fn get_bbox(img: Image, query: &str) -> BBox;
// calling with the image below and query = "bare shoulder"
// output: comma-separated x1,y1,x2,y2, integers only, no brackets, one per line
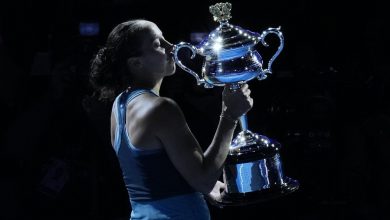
129,94,178,117
124,93,185,129
123,94,187,148
146,96,187,131
152,97,182,114
124,95,188,148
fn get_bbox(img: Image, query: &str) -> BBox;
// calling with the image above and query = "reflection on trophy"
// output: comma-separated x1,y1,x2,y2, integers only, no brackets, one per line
173,2,299,206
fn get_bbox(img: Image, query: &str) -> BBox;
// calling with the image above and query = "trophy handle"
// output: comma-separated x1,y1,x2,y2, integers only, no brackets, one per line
259,27,284,76
173,42,212,88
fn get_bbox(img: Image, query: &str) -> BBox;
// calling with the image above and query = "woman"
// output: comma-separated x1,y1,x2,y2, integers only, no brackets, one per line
90,19,253,219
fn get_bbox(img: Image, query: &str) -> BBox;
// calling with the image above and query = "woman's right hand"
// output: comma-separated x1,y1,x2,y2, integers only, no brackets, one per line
221,83,253,120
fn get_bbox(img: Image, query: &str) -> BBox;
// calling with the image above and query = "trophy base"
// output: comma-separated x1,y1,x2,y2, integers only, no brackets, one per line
216,177,299,207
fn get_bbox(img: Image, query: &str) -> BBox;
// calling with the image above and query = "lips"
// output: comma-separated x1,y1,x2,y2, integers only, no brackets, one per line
167,54,174,62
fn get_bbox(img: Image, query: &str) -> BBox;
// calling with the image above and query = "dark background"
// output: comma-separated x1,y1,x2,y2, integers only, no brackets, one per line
1,0,389,219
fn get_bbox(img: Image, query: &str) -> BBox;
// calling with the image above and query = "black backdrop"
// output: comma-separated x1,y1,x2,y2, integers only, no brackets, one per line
1,0,389,219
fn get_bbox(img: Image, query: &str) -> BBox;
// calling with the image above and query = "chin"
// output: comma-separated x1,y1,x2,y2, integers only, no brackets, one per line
166,64,176,75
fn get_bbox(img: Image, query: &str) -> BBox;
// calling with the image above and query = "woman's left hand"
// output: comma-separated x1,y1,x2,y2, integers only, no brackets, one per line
206,180,226,207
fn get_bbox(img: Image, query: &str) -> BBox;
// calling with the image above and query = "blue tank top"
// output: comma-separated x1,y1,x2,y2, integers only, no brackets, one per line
112,89,196,202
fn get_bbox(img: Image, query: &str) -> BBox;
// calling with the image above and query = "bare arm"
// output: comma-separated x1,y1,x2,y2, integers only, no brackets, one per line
152,85,252,194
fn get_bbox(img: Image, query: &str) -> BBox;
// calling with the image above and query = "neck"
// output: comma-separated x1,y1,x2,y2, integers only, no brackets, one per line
128,78,163,96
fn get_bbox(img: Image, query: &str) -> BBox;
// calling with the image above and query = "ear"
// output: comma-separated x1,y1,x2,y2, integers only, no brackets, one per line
127,57,143,69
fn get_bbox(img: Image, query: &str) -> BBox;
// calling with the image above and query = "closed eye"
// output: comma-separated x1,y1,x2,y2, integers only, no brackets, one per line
153,39,161,48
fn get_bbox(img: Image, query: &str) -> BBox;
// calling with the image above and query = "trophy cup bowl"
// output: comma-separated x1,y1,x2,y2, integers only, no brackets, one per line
173,2,299,206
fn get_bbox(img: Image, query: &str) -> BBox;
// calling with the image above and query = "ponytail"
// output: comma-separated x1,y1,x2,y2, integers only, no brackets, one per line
89,19,147,102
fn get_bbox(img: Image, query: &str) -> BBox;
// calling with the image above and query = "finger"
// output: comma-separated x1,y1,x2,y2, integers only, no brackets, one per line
241,83,249,91
217,181,226,188
226,86,238,94
249,98,254,107
220,183,227,191
216,183,226,192
217,180,225,185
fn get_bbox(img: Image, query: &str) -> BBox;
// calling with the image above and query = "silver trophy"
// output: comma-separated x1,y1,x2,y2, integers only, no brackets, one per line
173,2,299,206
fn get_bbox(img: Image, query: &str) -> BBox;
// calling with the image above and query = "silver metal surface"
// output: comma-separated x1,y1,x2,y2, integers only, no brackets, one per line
223,154,284,193
172,15,284,87
173,2,298,206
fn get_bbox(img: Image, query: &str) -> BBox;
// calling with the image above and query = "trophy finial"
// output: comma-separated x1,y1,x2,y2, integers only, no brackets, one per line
209,2,232,23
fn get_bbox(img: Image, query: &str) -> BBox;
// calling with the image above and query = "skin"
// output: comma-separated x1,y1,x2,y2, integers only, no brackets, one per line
110,20,253,203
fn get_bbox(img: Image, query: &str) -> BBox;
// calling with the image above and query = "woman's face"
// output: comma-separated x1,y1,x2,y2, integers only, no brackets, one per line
137,21,176,77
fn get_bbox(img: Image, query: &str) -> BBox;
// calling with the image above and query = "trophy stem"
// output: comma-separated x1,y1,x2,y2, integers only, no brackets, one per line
228,83,249,132
239,114,248,131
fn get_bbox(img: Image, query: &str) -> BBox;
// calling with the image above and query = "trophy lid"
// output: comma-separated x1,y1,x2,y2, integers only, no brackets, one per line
197,2,261,57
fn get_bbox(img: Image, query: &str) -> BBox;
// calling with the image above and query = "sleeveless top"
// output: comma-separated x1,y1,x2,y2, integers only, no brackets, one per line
112,89,196,201
112,89,210,220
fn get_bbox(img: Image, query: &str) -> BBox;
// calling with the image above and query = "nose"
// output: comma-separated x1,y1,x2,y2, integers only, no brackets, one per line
162,39,174,54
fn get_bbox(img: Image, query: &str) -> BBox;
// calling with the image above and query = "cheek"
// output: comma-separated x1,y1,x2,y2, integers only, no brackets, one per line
149,51,165,61
144,54,166,71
